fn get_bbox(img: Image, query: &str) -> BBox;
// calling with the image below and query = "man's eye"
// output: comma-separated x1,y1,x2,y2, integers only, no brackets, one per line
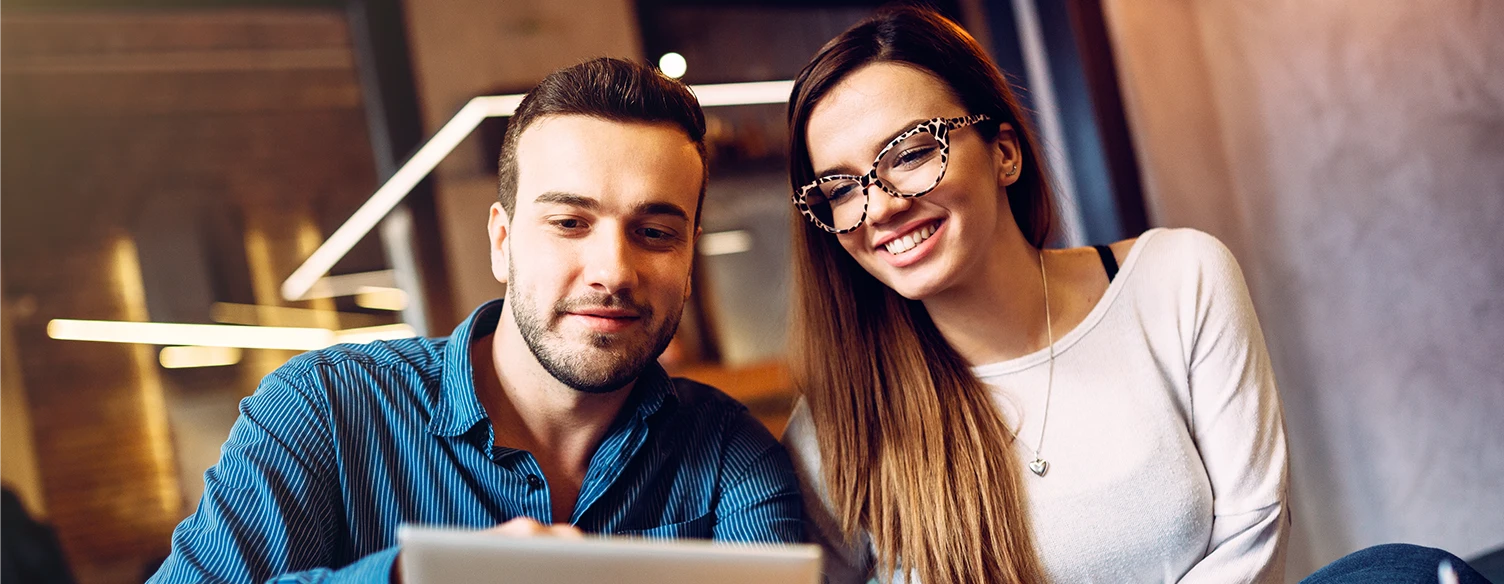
639,227,678,242
552,218,585,230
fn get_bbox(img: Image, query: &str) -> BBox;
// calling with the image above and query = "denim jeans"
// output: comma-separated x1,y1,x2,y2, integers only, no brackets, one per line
1301,544,1493,584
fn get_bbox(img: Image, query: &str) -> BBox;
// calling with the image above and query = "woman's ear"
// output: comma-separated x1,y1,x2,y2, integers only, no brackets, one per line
993,123,1023,187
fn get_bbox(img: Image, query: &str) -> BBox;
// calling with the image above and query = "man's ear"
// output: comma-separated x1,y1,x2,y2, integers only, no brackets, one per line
683,226,703,300
488,202,511,285
993,123,1024,188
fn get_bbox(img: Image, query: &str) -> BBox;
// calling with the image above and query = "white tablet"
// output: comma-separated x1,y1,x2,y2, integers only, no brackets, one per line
397,525,822,584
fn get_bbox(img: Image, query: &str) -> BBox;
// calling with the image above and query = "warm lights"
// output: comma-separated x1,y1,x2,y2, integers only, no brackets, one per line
354,287,410,311
159,346,243,369
280,80,798,302
698,230,753,256
658,52,687,78
47,319,418,352
334,323,418,345
49,319,335,350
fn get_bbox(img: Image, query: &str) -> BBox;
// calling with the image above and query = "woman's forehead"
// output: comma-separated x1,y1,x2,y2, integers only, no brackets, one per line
806,62,964,168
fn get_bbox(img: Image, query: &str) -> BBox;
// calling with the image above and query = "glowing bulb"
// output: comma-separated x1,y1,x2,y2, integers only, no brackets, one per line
160,346,243,369
658,52,687,79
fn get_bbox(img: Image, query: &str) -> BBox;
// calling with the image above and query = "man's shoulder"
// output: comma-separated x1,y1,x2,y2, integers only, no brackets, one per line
660,376,784,450
278,335,444,375
266,335,449,406
664,376,751,414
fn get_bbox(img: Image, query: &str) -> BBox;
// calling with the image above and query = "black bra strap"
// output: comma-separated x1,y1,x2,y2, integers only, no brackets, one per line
1093,244,1119,283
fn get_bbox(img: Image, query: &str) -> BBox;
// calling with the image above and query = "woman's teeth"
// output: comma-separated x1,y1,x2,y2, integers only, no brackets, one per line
884,223,937,255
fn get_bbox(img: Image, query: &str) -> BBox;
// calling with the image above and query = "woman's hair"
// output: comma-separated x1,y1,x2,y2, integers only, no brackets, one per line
786,7,1055,583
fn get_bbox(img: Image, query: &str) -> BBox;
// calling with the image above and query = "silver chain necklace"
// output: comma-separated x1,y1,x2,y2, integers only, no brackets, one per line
1010,250,1055,477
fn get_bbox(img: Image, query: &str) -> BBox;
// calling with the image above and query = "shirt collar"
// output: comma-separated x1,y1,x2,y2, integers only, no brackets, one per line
427,300,502,437
427,299,680,437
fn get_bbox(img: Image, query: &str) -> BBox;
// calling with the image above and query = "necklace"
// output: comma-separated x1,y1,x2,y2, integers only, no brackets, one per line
1013,250,1054,477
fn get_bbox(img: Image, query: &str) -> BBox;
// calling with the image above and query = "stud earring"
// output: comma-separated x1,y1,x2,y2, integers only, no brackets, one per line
1005,163,1019,176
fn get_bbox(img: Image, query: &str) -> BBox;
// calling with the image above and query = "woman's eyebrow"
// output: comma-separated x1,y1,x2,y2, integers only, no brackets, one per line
813,117,927,177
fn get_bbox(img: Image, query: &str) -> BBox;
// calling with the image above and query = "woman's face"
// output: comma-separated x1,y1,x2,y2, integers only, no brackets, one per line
804,62,1021,300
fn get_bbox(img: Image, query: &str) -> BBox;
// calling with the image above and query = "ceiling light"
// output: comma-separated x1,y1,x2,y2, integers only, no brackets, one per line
659,52,687,78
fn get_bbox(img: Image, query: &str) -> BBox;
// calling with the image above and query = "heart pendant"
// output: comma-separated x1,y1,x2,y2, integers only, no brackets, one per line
1029,459,1049,476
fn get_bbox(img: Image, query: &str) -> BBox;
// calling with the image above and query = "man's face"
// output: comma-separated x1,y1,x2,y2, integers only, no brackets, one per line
489,115,702,393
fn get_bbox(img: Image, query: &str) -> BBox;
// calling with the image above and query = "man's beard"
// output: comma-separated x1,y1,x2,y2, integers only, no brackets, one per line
508,271,682,394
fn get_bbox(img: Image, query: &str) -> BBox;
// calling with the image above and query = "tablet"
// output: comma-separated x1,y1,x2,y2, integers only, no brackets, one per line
397,524,822,584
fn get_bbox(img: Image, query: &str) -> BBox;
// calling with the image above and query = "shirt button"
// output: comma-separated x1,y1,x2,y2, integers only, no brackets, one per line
526,474,543,490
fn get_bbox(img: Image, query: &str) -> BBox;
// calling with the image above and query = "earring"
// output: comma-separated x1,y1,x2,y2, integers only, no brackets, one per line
1006,163,1019,177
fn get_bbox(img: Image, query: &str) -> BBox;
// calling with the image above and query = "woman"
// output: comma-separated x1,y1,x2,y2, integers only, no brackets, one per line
779,7,1288,583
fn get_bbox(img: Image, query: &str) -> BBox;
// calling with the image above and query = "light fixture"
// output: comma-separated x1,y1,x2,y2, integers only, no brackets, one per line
335,323,417,345
658,52,687,78
698,230,753,256
280,80,796,302
49,319,335,351
159,346,243,369
48,319,417,351
210,302,388,328
354,287,409,311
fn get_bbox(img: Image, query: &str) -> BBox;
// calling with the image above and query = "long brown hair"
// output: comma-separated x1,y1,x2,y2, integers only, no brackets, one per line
786,7,1055,583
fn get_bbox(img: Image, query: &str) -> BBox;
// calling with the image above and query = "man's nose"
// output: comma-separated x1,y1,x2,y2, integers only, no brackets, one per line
584,231,639,294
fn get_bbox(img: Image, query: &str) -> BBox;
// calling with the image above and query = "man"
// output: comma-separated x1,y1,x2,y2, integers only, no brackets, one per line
149,58,803,583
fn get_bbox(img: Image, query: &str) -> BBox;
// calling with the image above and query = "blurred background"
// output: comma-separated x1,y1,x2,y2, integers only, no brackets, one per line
1,0,1499,582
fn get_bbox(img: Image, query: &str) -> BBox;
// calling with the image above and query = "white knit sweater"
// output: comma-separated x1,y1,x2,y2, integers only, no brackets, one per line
782,228,1290,583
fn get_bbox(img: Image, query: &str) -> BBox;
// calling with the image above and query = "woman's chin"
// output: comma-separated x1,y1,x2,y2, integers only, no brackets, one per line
878,271,948,302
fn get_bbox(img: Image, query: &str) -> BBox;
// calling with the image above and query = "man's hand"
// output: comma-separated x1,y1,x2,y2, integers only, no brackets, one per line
483,517,586,539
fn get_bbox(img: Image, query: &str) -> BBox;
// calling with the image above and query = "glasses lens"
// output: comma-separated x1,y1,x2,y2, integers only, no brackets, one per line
877,131,945,195
803,178,865,231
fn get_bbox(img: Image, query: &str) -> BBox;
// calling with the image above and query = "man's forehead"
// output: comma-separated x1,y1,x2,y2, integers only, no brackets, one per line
512,114,703,216
516,114,695,154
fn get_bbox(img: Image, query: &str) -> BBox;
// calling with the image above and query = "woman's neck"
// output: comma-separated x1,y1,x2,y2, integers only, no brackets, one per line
923,228,1051,366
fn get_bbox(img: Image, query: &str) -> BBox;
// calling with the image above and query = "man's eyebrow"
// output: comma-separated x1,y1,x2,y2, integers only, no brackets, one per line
632,201,690,222
813,117,927,178
533,191,598,210
535,192,688,222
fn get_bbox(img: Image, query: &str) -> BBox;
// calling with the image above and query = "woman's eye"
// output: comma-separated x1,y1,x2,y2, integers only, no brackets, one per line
894,145,938,168
827,182,859,203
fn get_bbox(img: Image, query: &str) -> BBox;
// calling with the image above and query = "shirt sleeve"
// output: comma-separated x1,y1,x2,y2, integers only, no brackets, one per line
148,367,396,584
1175,232,1291,584
709,407,806,544
781,400,874,584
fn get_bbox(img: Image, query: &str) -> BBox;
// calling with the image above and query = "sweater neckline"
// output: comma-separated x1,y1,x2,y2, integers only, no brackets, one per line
970,228,1162,378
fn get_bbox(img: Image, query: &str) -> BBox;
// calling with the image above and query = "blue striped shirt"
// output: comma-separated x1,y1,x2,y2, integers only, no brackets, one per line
148,300,804,583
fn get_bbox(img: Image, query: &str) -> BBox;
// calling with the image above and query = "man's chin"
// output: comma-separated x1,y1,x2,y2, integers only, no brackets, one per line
548,356,644,394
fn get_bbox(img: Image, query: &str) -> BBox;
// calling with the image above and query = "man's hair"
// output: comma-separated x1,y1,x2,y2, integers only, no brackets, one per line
497,57,709,226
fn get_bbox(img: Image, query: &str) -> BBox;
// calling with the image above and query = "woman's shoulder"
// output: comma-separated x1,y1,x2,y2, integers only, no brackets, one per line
1120,227,1247,289
1135,227,1240,267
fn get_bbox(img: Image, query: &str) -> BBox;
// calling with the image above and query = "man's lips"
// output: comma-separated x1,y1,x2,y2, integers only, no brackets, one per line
569,307,640,319
563,307,641,333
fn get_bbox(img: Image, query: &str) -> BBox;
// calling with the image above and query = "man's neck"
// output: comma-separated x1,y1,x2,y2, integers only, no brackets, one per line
471,309,636,520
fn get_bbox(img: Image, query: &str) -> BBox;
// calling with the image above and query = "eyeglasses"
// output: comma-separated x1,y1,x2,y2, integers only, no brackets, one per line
793,114,990,234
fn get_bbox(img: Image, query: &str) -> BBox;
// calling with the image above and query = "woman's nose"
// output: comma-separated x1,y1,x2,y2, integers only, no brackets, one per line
864,186,913,226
